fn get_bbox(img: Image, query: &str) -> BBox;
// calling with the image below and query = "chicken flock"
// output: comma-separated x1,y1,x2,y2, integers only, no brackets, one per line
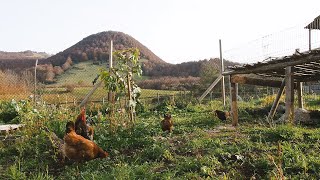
47,107,231,164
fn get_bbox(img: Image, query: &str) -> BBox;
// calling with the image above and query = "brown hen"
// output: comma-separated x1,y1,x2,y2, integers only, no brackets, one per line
63,121,108,162
161,114,173,132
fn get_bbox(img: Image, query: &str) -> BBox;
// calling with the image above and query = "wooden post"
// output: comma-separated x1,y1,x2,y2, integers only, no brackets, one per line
297,82,304,108
127,72,134,124
219,39,226,106
309,29,311,51
34,59,38,105
284,66,294,123
268,79,285,120
230,78,238,126
108,40,113,102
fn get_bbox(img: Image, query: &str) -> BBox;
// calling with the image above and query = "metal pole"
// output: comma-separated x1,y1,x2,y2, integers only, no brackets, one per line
219,39,226,106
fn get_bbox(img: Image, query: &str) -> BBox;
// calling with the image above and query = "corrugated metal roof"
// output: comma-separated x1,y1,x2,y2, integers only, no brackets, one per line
224,48,320,82
305,15,320,30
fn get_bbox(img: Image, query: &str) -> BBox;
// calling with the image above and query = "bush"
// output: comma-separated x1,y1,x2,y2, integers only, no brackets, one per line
63,84,76,93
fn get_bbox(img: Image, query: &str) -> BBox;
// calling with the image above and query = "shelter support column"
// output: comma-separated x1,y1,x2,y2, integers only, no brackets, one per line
284,66,294,123
230,76,238,126
297,82,304,108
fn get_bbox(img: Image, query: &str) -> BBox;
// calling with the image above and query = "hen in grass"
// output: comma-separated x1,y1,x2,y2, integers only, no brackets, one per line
161,114,173,132
63,121,108,162
75,107,94,140
215,110,230,121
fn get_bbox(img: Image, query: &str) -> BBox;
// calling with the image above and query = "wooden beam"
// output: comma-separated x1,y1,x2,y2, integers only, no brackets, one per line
268,79,285,120
231,74,283,87
230,80,238,126
284,66,295,123
223,53,320,75
297,82,304,108
79,81,102,107
199,75,222,102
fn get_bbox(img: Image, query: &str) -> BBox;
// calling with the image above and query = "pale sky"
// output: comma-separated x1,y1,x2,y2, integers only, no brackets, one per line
0,0,319,64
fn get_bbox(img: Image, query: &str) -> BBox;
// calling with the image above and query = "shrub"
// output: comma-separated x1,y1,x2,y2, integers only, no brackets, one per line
63,84,76,93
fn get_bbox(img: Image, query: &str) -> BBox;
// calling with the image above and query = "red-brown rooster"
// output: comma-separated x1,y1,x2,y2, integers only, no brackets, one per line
63,121,108,162
161,114,173,132
75,107,94,140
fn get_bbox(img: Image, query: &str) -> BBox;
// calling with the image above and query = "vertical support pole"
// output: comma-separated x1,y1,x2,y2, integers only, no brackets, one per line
230,76,238,126
109,40,113,68
127,72,134,124
268,79,285,120
108,40,113,102
219,39,226,106
309,29,312,51
34,59,38,105
284,66,294,123
297,82,304,108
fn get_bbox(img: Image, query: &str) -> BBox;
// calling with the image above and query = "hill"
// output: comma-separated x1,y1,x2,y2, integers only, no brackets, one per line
0,31,239,86
0,50,51,72
46,31,167,72
0,50,51,60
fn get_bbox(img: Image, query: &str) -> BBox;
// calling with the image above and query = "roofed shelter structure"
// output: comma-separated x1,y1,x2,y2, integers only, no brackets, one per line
222,15,320,126
305,15,320,50
224,48,320,125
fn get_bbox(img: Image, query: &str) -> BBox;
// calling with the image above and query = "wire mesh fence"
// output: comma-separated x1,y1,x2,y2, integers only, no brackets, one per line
224,23,320,64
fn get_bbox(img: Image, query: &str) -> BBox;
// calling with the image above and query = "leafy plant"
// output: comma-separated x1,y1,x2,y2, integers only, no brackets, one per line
100,48,142,129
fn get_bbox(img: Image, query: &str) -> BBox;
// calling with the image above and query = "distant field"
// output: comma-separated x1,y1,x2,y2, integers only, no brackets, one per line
42,86,182,104
54,61,104,86
0,61,177,103
54,61,149,86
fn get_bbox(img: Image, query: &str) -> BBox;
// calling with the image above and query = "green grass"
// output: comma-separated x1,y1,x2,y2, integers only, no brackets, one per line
54,61,104,86
1,97,320,179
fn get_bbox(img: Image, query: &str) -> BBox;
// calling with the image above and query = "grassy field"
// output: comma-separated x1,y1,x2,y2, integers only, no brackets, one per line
1,95,320,179
54,61,149,86
54,61,104,86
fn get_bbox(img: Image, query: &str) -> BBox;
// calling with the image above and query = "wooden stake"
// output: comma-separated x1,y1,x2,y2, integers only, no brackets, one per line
268,79,285,120
79,81,102,107
127,72,134,124
34,59,38,105
199,75,222,102
108,40,113,102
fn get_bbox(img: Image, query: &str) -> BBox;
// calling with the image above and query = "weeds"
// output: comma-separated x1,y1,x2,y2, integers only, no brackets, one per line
1,99,320,179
